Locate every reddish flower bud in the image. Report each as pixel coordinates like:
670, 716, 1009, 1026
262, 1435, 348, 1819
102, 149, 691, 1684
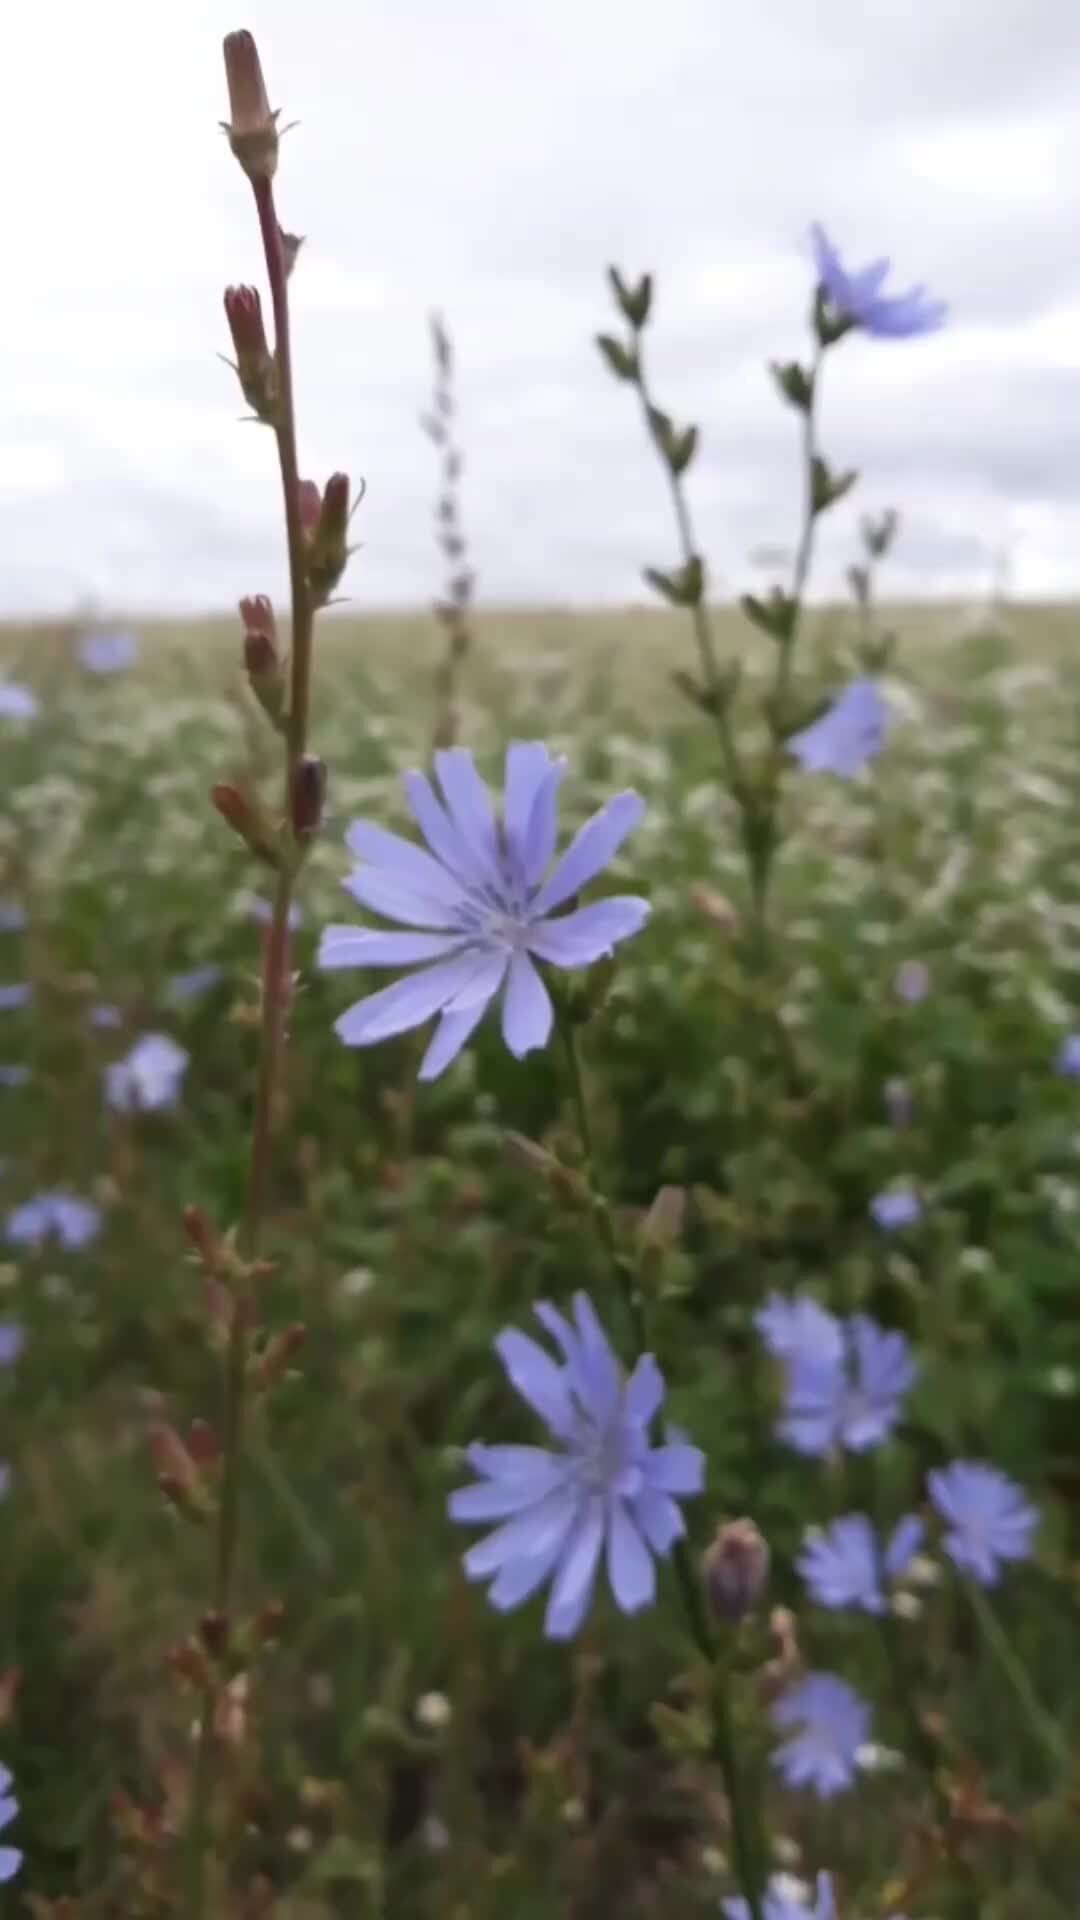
289, 756, 326, 842
211, 781, 281, 867
199, 1610, 230, 1657
239, 594, 286, 729
306, 471, 354, 606
167, 1640, 213, 1691
254, 1321, 307, 1389
182, 1204, 219, 1266
222, 30, 279, 181
703, 1518, 770, 1623
297, 479, 322, 540
224, 286, 279, 425
187, 1419, 221, 1468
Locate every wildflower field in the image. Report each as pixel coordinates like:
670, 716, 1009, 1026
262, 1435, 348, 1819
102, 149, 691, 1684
4, 26, 1080, 1920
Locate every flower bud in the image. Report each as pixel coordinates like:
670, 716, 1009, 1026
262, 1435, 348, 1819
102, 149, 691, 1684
211, 782, 281, 868
224, 286, 279, 424
240, 594, 287, 729
702, 1518, 770, 1623
305, 471, 353, 606
222, 30, 279, 182
289, 756, 327, 842
253, 1320, 307, 1389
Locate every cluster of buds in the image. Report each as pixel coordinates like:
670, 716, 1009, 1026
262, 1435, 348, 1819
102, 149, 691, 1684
224, 286, 279, 426
240, 595, 287, 730
298, 472, 358, 608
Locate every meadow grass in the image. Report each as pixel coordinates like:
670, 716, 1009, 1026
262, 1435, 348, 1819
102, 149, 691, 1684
2, 605, 1080, 1914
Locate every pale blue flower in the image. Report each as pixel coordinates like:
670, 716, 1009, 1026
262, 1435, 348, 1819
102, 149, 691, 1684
6, 1190, 101, 1251
80, 629, 139, 674
0, 986, 30, 1013
788, 680, 887, 778
449, 1291, 704, 1640
0, 1323, 25, 1367
1056, 1033, 1080, 1078
884, 1076, 912, 1127
870, 1186, 922, 1231
894, 959, 930, 1005
89, 1003, 123, 1031
0, 1067, 28, 1089
167, 964, 224, 1004
321, 744, 650, 1080
0, 683, 37, 720
0, 1764, 21, 1883
928, 1460, 1037, 1586
811, 224, 947, 338
755, 1293, 843, 1369
105, 1033, 189, 1113
771, 1671, 871, 1798
777, 1314, 916, 1457
798, 1511, 924, 1613
725, 1872, 835, 1920
0, 904, 26, 934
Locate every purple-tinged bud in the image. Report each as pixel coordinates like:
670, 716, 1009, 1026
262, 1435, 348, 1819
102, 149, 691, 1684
703, 1518, 770, 1623
306, 471, 353, 606
222, 30, 280, 182
199, 1610, 230, 1657
297, 478, 322, 540
254, 1320, 307, 1388
224, 286, 279, 424
211, 782, 281, 868
289, 756, 326, 842
239, 594, 287, 728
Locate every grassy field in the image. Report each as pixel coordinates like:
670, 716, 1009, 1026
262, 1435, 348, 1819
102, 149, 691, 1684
3, 604, 1080, 1917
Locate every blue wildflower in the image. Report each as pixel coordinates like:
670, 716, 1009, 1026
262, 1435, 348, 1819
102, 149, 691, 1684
0, 986, 30, 1013
1056, 1034, 1080, 1078
754, 1292, 843, 1368
167, 963, 224, 1004
870, 1186, 922, 1231
0, 1067, 28, 1089
89, 1003, 123, 1031
105, 1033, 189, 1114
6, 1190, 101, 1251
0, 904, 26, 934
928, 1460, 1037, 1586
320, 744, 650, 1080
772, 1671, 871, 1798
894, 959, 930, 1005
788, 680, 887, 778
0, 1764, 20, 1883
724, 1873, 835, 1920
80, 629, 139, 674
884, 1076, 912, 1127
449, 1291, 704, 1640
776, 1314, 916, 1457
798, 1512, 924, 1614
0, 1323, 24, 1367
0, 683, 37, 720
811, 224, 947, 339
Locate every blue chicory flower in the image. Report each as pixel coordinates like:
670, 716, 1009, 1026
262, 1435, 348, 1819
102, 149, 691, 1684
6, 1190, 101, 1251
788, 680, 887, 778
449, 1291, 704, 1640
894, 959, 930, 1005
775, 1311, 916, 1457
0, 903, 26, 934
320, 744, 650, 1080
0, 1323, 24, 1367
798, 1511, 924, 1613
0, 1067, 28, 1089
0, 1764, 22, 1883
167, 963, 224, 1005
104, 1033, 189, 1114
1056, 1033, 1080, 1078
0, 986, 30, 1013
89, 1003, 123, 1031
870, 1186, 922, 1231
755, 1292, 843, 1368
0, 683, 37, 720
811, 224, 948, 339
927, 1460, 1038, 1586
724, 1872, 835, 1920
79, 629, 139, 674
771, 1671, 871, 1798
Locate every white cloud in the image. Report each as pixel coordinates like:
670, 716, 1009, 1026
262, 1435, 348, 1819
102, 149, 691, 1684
4, 0, 1080, 613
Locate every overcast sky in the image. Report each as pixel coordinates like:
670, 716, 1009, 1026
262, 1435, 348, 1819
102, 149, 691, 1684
6, 0, 1080, 614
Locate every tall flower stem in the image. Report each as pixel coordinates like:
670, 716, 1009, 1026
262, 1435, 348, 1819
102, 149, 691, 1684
555, 1009, 766, 1920
186, 145, 314, 1918
964, 1579, 1071, 1777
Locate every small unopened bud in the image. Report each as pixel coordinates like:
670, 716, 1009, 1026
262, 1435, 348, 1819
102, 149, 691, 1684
306, 471, 353, 606
223, 286, 279, 423
254, 1321, 307, 1389
703, 1518, 770, 1623
168, 1640, 213, 1691
297, 479, 322, 540
183, 1204, 220, 1268
200, 1610, 230, 1656
690, 886, 740, 936
222, 30, 279, 182
211, 782, 281, 867
148, 1419, 200, 1500
255, 1599, 287, 1643
503, 1130, 588, 1204
240, 595, 287, 728
640, 1185, 686, 1252
279, 228, 304, 278
187, 1419, 221, 1469
289, 757, 326, 842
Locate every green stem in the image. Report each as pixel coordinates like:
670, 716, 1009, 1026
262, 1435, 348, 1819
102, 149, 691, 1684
186, 162, 314, 1919
556, 1013, 766, 1920
965, 1579, 1071, 1777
